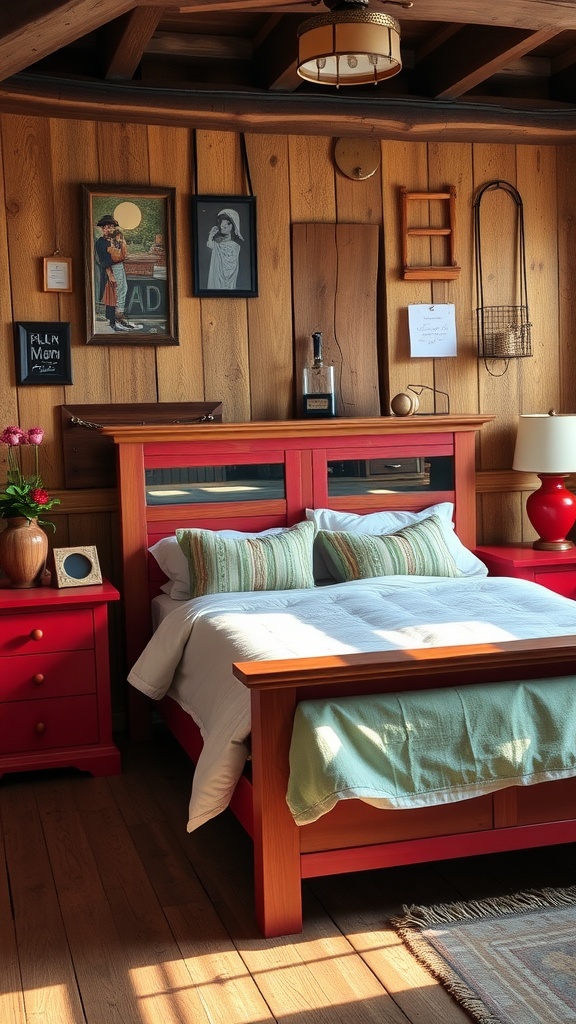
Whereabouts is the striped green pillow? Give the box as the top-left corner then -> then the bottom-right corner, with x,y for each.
316,514 -> 463,581
176,521 -> 315,597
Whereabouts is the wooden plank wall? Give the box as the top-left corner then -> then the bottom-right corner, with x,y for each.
1,113 -> 576,712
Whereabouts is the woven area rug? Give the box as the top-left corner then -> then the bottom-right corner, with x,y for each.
392,885 -> 576,1024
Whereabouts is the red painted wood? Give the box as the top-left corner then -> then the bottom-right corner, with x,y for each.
475,544 -> 576,599
0,582 -> 121,778
475,543 -> 576,569
250,686 -> 302,938
0,607 -> 94,654
300,819 -> 576,879
2,650 -> 95,701
1,694 -> 99,752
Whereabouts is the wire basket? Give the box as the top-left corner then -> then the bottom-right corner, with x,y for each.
476,305 -> 532,359
474,181 -> 532,364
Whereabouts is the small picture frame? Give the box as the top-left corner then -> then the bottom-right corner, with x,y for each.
53,546 -> 102,588
14,321 -> 73,385
191,195 -> 258,297
43,256 -> 73,293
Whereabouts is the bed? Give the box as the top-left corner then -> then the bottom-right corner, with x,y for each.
101,415 -> 576,937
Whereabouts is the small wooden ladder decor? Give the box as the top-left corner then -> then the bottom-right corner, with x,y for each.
400,186 -> 461,280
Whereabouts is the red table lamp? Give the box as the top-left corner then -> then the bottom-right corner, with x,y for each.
512,411 -> 576,550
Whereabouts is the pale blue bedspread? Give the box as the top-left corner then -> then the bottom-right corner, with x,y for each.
287,676 -> 576,824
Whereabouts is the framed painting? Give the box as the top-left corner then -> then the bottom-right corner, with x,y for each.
14,321 -> 73,385
191,195 -> 258,297
83,184 -> 178,345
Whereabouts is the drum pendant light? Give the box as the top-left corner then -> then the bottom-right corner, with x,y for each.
297,0 -> 403,87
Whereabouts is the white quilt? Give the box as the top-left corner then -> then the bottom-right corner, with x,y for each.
127,575 -> 576,831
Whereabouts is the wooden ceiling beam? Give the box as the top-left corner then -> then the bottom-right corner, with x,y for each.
176,0 -> 576,32
4,72 -> 576,143
416,26 -> 561,99
0,0 -> 135,83
103,7 -> 166,81
252,15 -> 307,92
145,32 -> 253,60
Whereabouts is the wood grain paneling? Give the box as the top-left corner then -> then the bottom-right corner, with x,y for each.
245,134 -> 293,421
555,144 -> 576,413
382,141 -> 434,407
0,117 -> 575,714
195,130 -> 251,419
148,124 -> 205,404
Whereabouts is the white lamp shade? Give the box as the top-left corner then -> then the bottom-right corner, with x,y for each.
512,413 -> 576,473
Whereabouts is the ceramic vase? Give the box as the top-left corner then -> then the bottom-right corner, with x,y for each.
0,517 -> 48,588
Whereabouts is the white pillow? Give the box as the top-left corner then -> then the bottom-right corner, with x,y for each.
306,503 -> 487,581
149,528 -> 285,600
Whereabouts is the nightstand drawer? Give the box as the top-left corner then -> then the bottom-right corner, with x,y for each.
0,608 -> 94,655
534,570 -> 576,600
0,694 -> 99,753
1,650 -> 96,701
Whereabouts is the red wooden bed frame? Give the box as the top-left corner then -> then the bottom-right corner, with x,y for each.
102,415 -> 576,937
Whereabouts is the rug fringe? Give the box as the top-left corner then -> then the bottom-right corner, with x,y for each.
392,883 -> 576,930
391,885 -> 576,1024
391,921 -> 503,1024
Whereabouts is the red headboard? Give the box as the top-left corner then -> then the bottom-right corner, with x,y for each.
101,415 -> 493,670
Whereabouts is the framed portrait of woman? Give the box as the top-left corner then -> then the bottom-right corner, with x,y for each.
191,195 -> 258,298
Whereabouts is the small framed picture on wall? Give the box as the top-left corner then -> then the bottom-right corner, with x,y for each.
43,256 -> 73,293
191,195 -> 258,298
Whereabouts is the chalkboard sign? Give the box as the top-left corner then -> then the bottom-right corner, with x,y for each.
15,321 -> 73,385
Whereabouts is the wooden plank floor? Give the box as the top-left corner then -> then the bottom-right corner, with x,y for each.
2,729 -> 575,1024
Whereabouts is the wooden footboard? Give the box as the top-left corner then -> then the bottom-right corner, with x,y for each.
234,637 -> 576,937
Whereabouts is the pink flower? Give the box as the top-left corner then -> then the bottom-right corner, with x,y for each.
27,427 -> 44,445
0,425 -> 26,446
30,488 -> 50,505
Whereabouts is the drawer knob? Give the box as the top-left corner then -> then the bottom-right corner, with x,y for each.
30,629 -> 44,641
35,722 -> 46,735
32,673 -> 45,686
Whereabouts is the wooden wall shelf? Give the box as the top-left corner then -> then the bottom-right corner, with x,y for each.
401,186 -> 461,281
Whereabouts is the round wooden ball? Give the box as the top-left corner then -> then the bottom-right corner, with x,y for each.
390,392 -> 419,416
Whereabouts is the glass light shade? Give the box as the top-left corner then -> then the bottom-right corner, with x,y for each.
512,413 -> 576,474
297,12 -> 401,87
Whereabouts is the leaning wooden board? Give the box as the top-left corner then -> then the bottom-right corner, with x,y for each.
292,223 -> 381,418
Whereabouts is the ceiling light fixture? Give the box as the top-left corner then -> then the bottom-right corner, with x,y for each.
297,0 -> 410,88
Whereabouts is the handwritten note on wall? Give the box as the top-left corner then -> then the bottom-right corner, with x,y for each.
408,304 -> 457,357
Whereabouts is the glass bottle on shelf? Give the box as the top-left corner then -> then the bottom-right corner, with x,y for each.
302,331 -> 336,417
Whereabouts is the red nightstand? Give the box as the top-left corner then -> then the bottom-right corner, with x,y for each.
0,579 -> 121,778
474,544 -> 576,600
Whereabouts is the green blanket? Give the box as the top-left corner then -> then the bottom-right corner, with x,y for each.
287,676 -> 576,825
